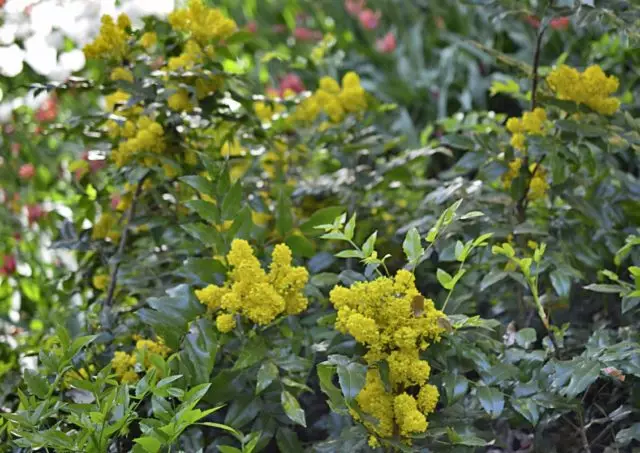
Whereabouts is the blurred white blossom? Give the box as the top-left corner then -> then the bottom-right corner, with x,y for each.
0,0 -> 176,120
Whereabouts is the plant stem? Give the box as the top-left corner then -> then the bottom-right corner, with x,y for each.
102,173 -> 149,320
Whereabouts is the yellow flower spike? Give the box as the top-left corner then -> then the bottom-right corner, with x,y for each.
215,313 -> 236,332
168,0 -> 237,44
84,15 -> 131,61
195,239 -> 309,327
546,64 -> 620,115
394,393 -> 428,436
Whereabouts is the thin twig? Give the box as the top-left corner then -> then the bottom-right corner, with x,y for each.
578,411 -> 592,453
516,22 -> 548,224
103,173 -> 149,314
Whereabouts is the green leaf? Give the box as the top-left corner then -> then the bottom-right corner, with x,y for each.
180,175 -> 216,198
180,318 -> 218,386
285,234 -> 315,258
436,268 -> 454,290
443,374 -> 468,404
317,364 -> 347,413
299,207 -> 344,236
560,359 -> 601,399
134,436 -> 162,453
476,387 -> 504,418
217,446 -> 243,453
480,270 -> 508,291
343,213 -> 357,241
335,250 -> 364,259
185,200 -> 220,224
221,180 -> 243,220
511,398 -> 540,426
515,328 -> 537,349
584,284 -> 624,294
615,422 -> 640,446
335,360 -> 367,403
403,227 -> 424,263
181,223 -> 223,249
233,338 -> 267,371
256,362 -> 279,395
276,427 -> 304,453
184,258 -> 226,284
281,391 -> 306,427
24,369 -> 49,399
362,232 -> 377,257
276,190 -> 293,237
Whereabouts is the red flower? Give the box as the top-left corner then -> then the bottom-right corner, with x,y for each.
376,31 -> 397,53
18,163 -> 35,180
345,0 -> 365,16
246,21 -> 258,34
293,27 -> 322,41
27,204 -> 44,225
526,15 -> 541,28
35,96 -> 58,122
550,16 -> 570,30
359,9 -> 380,30
13,232 -> 21,241
279,73 -> 305,94
1,255 -> 16,275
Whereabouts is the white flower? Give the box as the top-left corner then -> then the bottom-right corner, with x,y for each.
0,44 -> 24,77
24,35 -> 57,76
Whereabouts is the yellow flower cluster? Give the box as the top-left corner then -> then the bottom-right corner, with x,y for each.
108,116 -> 166,167
168,0 -> 236,44
83,14 -> 131,61
329,270 -> 444,444
195,239 -> 309,331
167,40 -> 206,72
546,64 -> 620,115
292,72 -> 368,124
502,158 -> 549,201
506,108 -> 549,151
111,337 -> 171,384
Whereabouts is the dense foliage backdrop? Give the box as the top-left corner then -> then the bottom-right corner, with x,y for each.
1,0 -> 639,452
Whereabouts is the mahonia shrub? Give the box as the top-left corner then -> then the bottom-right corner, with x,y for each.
2,1 -> 640,452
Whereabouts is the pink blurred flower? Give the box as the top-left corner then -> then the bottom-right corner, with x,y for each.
345,0 -> 365,16
18,163 -> 35,180
1,255 -> 16,275
550,16 -> 570,30
293,27 -> 323,41
27,204 -> 44,225
111,194 -> 121,210
279,73 -> 305,94
246,21 -> 258,34
359,9 -> 380,30
35,96 -> 57,122
376,31 -> 397,53
11,143 -> 20,157
526,15 -> 541,28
